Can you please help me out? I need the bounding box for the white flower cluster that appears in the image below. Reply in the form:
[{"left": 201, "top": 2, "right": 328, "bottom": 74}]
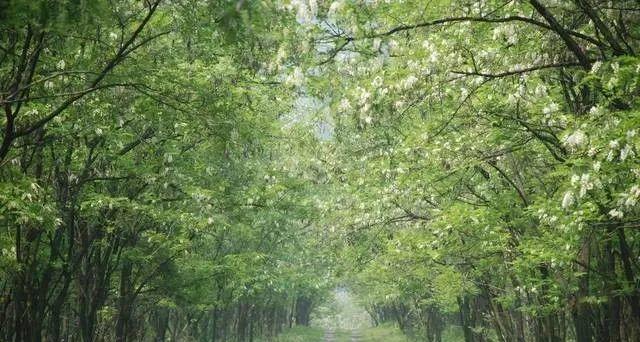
[
  {"left": 338, "top": 98, "right": 352, "bottom": 113},
  {"left": 561, "top": 191, "right": 574, "bottom": 209},
  {"left": 571, "top": 173, "right": 599, "bottom": 198},
  {"left": 619, "top": 185, "right": 640, "bottom": 207},
  {"left": 537, "top": 208, "right": 559, "bottom": 225},
  {"left": 357, "top": 86, "right": 372, "bottom": 113},
  {"left": 400, "top": 75, "right": 418, "bottom": 90},
  {"left": 421, "top": 40, "right": 440, "bottom": 68},
  {"left": 543, "top": 102, "right": 559, "bottom": 115},
  {"left": 327, "top": 1, "right": 343, "bottom": 18},
  {"left": 562, "top": 173, "right": 602, "bottom": 209},
  {"left": 606, "top": 134, "right": 636, "bottom": 161},
  {"left": 563, "top": 130, "right": 587, "bottom": 151},
  {"left": 609, "top": 208, "right": 623, "bottom": 219},
  {"left": 285, "top": 67, "right": 305, "bottom": 87},
  {"left": 286, "top": 0, "right": 317, "bottom": 24},
  {"left": 492, "top": 24, "right": 518, "bottom": 45}
]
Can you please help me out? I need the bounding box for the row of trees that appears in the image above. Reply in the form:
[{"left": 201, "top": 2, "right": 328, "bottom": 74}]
[
  {"left": 4, "top": 0, "right": 640, "bottom": 341},
  {"left": 289, "top": 0, "right": 640, "bottom": 341},
  {"left": 1, "top": 1, "right": 332, "bottom": 341}
]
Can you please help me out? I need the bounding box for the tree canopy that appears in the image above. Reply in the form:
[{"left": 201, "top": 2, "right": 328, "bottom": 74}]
[{"left": 1, "top": 1, "right": 640, "bottom": 341}]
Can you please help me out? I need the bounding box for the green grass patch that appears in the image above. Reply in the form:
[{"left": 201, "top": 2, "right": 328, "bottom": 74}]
[
  {"left": 441, "top": 325, "right": 466, "bottom": 342},
  {"left": 360, "top": 323, "right": 409, "bottom": 342}
]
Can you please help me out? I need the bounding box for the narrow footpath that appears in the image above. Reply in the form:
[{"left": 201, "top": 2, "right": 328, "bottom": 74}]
[
  {"left": 323, "top": 329, "right": 362, "bottom": 342},
  {"left": 323, "top": 329, "right": 336, "bottom": 342}
]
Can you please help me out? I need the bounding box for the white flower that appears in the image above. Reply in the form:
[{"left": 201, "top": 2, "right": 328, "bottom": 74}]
[
  {"left": 563, "top": 130, "right": 587, "bottom": 150},
  {"left": 364, "top": 116, "right": 372, "bottom": 124},
  {"left": 358, "top": 88, "right": 371, "bottom": 105},
  {"left": 294, "top": 0, "right": 315, "bottom": 24},
  {"left": 95, "top": 128, "right": 103, "bottom": 136},
  {"left": 371, "top": 76, "right": 383, "bottom": 88},
  {"left": 534, "top": 84, "right": 547, "bottom": 97},
  {"left": 25, "top": 109, "right": 39, "bottom": 117},
  {"left": 44, "top": 80, "right": 54, "bottom": 89},
  {"left": 109, "top": 32, "right": 119, "bottom": 40},
  {"left": 372, "top": 38, "right": 381, "bottom": 51},
  {"left": 609, "top": 208, "right": 623, "bottom": 219},
  {"left": 579, "top": 173, "right": 593, "bottom": 197},
  {"left": 402, "top": 75, "right": 418, "bottom": 89},
  {"left": 286, "top": 67, "right": 305, "bottom": 87},
  {"left": 388, "top": 39, "right": 399, "bottom": 53},
  {"left": 561, "top": 191, "right": 574, "bottom": 209},
  {"left": 620, "top": 144, "right": 634, "bottom": 161},
  {"left": 56, "top": 60, "right": 66, "bottom": 70},
  {"left": 611, "top": 62, "right": 620, "bottom": 73},
  {"left": 593, "top": 161, "right": 601, "bottom": 172},
  {"left": 328, "top": 1, "right": 342, "bottom": 17},
  {"left": 361, "top": 103, "right": 371, "bottom": 113},
  {"left": 492, "top": 26, "right": 503, "bottom": 41},
  {"left": 630, "top": 185, "right": 640, "bottom": 197},
  {"left": 338, "top": 98, "right": 352, "bottom": 112},
  {"left": 543, "top": 102, "right": 559, "bottom": 115},
  {"left": 571, "top": 174, "right": 580, "bottom": 186},
  {"left": 609, "top": 140, "right": 620, "bottom": 149},
  {"left": 622, "top": 186, "right": 640, "bottom": 207},
  {"left": 624, "top": 195, "right": 637, "bottom": 207},
  {"left": 591, "top": 61, "right": 602, "bottom": 73},
  {"left": 627, "top": 129, "right": 637, "bottom": 138},
  {"left": 589, "top": 106, "right": 603, "bottom": 116}
]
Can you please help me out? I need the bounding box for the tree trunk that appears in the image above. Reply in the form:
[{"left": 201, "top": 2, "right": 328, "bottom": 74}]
[{"left": 115, "top": 261, "right": 133, "bottom": 342}]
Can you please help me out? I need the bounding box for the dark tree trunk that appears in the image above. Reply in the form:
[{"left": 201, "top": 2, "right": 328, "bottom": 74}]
[
  {"left": 115, "top": 261, "right": 133, "bottom": 342},
  {"left": 294, "top": 296, "right": 312, "bottom": 326}
]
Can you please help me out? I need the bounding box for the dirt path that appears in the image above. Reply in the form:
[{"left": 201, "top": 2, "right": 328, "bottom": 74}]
[
  {"left": 323, "top": 329, "right": 336, "bottom": 342},
  {"left": 323, "top": 329, "right": 362, "bottom": 342}
]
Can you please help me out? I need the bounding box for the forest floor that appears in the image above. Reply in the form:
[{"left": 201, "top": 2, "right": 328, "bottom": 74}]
[{"left": 269, "top": 324, "right": 408, "bottom": 342}]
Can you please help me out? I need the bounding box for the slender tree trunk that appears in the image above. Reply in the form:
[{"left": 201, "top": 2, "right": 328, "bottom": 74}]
[
  {"left": 115, "top": 260, "right": 133, "bottom": 342},
  {"left": 573, "top": 239, "right": 593, "bottom": 342}
]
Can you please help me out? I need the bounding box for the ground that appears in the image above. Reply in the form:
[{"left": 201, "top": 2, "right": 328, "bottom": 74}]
[{"left": 269, "top": 323, "right": 408, "bottom": 342}]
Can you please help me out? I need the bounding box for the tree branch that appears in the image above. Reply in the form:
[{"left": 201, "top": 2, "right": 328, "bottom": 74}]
[
  {"left": 364, "top": 15, "right": 602, "bottom": 48},
  {"left": 451, "top": 61, "right": 586, "bottom": 78}
]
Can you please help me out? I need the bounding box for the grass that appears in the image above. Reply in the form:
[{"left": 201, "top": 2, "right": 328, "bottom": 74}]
[
  {"left": 264, "top": 326, "right": 325, "bottom": 342},
  {"left": 441, "top": 325, "right": 466, "bottom": 342},
  {"left": 360, "top": 323, "right": 410, "bottom": 341}
]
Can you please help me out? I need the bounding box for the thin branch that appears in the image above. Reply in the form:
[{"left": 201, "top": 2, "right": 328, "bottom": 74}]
[
  {"left": 318, "top": 37, "right": 353, "bottom": 65},
  {"left": 364, "top": 15, "right": 602, "bottom": 47},
  {"left": 10, "top": 0, "right": 163, "bottom": 140},
  {"left": 451, "top": 61, "right": 586, "bottom": 78}
]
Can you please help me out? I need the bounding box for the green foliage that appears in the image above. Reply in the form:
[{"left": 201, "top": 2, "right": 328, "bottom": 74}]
[{"left": 2, "top": 0, "right": 640, "bottom": 341}]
